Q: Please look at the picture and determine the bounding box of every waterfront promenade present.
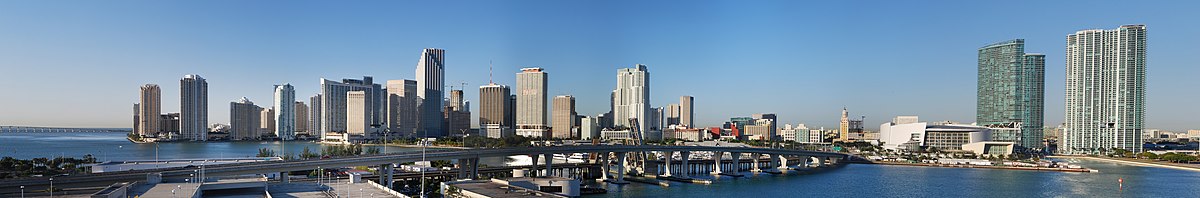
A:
[869,161,1095,172]
[1052,156,1200,172]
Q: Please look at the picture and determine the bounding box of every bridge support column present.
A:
[544,153,555,177]
[680,151,691,176]
[471,158,479,179]
[732,152,741,172]
[751,153,762,172]
[662,151,673,177]
[281,172,290,183]
[385,163,394,188]
[530,153,541,177]
[801,156,811,169]
[616,152,627,183]
[600,153,611,181]
[767,154,780,171]
[816,157,826,168]
[778,155,790,170]
[711,151,723,175]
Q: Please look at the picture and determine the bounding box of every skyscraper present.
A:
[444,101,471,137]
[387,79,418,136]
[180,75,208,141]
[138,84,161,137]
[552,95,577,139]
[680,96,694,128]
[665,104,680,127]
[309,94,322,138]
[416,48,446,137]
[479,83,513,128]
[274,83,296,140]
[230,97,261,140]
[516,68,549,138]
[260,108,275,138]
[839,107,849,142]
[613,64,651,136]
[1062,25,1147,155]
[977,39,1045,149]
[320,77,381,140]
[449,89,465,112]
[347,91,369,135]
[295,101,309,136]
[133,103,140,134]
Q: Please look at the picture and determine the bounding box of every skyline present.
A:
[2,1,1199,131]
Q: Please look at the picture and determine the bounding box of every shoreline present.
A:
[326,141,470,150]
[1050,156,1200,172]
[867,161,1095,173]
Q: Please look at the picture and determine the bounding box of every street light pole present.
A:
[155,142,160,168]
[420,129,427,198]
[48,177,53,198]
[20,186,23,198]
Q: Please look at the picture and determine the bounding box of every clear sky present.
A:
[1,0,1197,131]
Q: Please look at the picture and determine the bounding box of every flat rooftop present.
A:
[130,183,201,198]
[449,181,555,198]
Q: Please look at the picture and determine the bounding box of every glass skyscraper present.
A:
[977,39,1045,150]
[1062,25,1147,155]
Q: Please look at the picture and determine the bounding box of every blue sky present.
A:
[1,0,1197,131]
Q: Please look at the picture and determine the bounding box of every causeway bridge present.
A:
[0,145,847,195]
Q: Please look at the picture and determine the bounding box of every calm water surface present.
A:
[586,158,1200,197]
[3,132,1198,197]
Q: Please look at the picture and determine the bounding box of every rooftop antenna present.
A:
[488,60,494,84]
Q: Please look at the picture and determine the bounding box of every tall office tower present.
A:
[449,90,465,111]
[613,64,651,136]
[977,39,1046,149]
[138,84,161,137]
[479,84,513,127]
[320,77,381,140]
[665,104,680,126]
[180,75,208,141]
[1062,25,1147,155]
[274,84,296,140]
[160,113,181,134]
[416,48,446,137]
[680,96,694,128]
[651,107,664,132]
[508,94,517,127]
[133,103,140,133]
[516,68,549,138]
[387,80,419,136]
[444,89,471,136]
[552,95,577,139]
[839,107,849,142]
[260,108,275,138]
[230,97,261,140]
[580,116,599,140]
[347,91,369,135]
[604,92,614,129]
[444,105,471,137]
[295,101,309,135]
[309,94,322,138]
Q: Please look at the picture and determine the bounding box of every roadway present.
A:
[0,145,845,195]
